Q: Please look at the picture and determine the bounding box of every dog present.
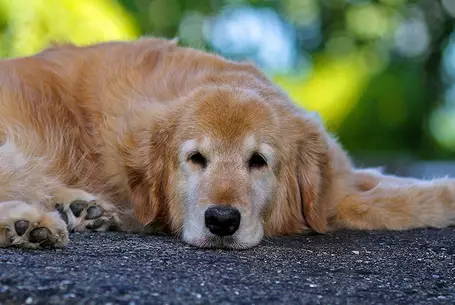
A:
[0,37,454,250]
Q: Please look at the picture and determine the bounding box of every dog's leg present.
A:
[0,201,68,248]
[0,132,69,248]
[333,170,455,230]
[0,130,121,233]
[48,187,121,232]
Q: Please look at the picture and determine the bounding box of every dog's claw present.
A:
[86,218,104,230]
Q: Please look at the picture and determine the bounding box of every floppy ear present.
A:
[124,132,165,225]
[123,115,175,226]
[294,114,330,233]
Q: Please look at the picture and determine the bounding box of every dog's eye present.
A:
[189,151,207,168]
[248,153,267,169]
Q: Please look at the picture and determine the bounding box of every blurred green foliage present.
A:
[1,0,454,161]
[0,0,138,56]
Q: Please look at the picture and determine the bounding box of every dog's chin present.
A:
[182,228,264,250]
[183,235,262,250]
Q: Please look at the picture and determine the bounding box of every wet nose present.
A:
[204,206,241,236]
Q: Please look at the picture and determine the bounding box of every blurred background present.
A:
[1,0,455,176]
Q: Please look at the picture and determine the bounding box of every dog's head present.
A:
[125,76,330,250]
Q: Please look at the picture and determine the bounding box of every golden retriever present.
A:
[0,37,454,250]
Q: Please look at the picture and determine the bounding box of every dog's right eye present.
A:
[188,152,207,168]
[248,152,267,169]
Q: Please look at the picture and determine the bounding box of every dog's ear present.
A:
[266,112,329,235]
[123,114,175,226]
[127,166,162,225]
[294,113,329,233]
[125,133,165,225]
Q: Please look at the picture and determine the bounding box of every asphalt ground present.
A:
[1,228,455,304]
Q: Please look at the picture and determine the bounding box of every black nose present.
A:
[204,206,241,236]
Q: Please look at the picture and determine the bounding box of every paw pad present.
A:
[14,220,30,236]
[69,200,88,217]
[58,199,111,232]
[85,206,103,220]
[29,227,50,243]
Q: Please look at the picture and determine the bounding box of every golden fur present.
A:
[0,37,454,249]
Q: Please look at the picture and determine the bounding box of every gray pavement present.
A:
[1,228,455,304]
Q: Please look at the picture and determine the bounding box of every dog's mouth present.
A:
[185,235,258,250]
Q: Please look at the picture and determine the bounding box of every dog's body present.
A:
[0,37,454,249]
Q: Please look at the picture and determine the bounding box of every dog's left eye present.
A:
[248,153,267,169]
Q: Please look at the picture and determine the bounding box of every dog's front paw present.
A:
[53,191,119,232]
[0,202,69,249]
